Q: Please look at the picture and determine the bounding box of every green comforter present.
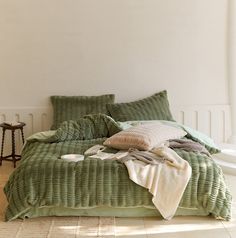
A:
[4,114,232,221]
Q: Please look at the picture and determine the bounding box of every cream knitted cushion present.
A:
[104,122,187,150]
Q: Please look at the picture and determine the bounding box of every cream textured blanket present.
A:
[121,146,192,220]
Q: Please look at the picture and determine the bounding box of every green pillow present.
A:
[106,90,174,122]
[51,94,115,129]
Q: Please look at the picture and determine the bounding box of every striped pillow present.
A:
[104,122,187,151]
[106,90,174,122]
[51,94,115,129]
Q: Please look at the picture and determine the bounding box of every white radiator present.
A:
[0,105,232,155]
[171,105,231,144]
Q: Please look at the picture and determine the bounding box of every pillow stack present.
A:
[50,90,174,130]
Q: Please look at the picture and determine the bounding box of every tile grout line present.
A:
[221,220,232,238]
[112,216,116,237]
[98,216,101,237]
[75,216,80,238]
[114,217,117,238]
[15,221,24,238]
[46,217,54,238]
[143,217,149,238]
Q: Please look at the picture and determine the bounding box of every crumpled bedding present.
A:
[4,114,232,221]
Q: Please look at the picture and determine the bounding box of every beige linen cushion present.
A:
[104,122,187,151]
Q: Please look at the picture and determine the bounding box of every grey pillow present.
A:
[51,94,115,129]
[106,90,174,122]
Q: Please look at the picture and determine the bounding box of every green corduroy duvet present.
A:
[4,114,232,221]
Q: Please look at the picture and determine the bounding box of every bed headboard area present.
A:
[0,104,231,154]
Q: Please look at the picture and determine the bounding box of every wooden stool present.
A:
[0,122,26,168]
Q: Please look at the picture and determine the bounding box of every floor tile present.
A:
[99,217,115,237]
[115,217,147,237]
[147,228,230,238]
[228,230,236,238]
[78,217,99,237]
[144,216,225,236]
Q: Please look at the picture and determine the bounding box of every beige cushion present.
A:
[104,122,187,151]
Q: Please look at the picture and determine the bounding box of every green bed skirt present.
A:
[22,206,209,219]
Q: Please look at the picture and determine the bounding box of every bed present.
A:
[3,91,232,221]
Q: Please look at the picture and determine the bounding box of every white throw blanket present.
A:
[123,146,192,220]
[84,145,192,220]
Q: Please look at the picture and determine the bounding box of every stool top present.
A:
[0,122,26,129]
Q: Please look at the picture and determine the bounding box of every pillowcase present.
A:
[104,122,187,151]
[51,94,115,129]
[106,90,174,122]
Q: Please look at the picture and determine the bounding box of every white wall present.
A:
[0,0,229,108]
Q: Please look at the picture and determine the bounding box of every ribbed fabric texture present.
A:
[38,114,122,143]
[51,94,115,129]
[176,149,232,219]
[104,122,186,150]
[3,115,232,221]
[4,143,232,221]
[106,90,174,122]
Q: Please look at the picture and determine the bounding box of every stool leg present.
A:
[0,128,6,166]
[12,130,16,168]
[20,128,25,144]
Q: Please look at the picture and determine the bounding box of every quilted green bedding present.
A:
[4,114,232,221]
